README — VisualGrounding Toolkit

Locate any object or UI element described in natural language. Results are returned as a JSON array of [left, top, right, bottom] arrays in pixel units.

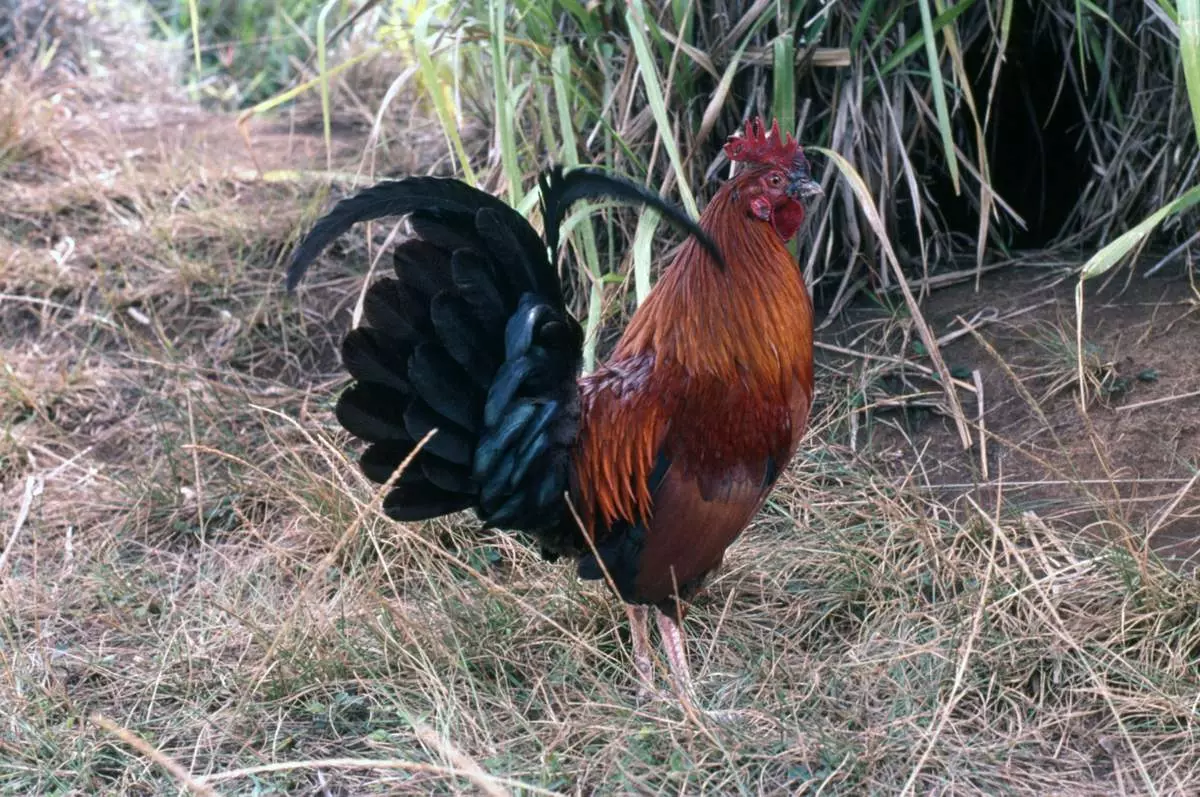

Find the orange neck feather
[[612, 181, 813, 386], [575, 180, 815, 531]]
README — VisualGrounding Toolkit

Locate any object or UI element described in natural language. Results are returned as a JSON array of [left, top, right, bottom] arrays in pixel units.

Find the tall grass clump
[[243, 2, 1198, 338]]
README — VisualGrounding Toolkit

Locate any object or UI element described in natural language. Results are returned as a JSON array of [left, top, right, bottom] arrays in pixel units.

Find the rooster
[[287, 118, 821, 701]]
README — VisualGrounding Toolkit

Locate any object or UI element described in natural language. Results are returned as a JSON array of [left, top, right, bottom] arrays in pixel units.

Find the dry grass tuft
[[0, 69, 59, 179]]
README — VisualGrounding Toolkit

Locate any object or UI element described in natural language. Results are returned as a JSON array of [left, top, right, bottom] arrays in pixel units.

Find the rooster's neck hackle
[[614, 179, 813, 385], [575, 175, 816, 534]]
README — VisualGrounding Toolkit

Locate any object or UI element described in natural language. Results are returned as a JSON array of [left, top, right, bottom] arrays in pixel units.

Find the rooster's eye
[[767, 174, 783, 187]]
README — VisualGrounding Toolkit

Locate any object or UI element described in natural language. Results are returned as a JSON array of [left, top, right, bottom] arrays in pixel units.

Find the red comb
[[723, 117, 800, 170]]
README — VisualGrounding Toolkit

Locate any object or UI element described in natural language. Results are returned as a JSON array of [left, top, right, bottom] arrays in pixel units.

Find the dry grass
[[0, 68, 59, 179], [1, 76, 1198, 797]]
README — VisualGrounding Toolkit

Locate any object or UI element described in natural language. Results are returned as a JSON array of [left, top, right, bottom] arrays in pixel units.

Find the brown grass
[[2, 66, 1199, 797], [0, 68, 58, 179]]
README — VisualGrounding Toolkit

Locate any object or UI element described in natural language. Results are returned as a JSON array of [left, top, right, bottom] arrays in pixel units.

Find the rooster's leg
[[625, 604, 654, 699], [654, 608, 696, 702]]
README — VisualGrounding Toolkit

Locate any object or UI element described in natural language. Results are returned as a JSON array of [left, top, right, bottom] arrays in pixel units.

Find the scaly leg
[[654, 607, 697, 704], [656, 608, 742, 725], [625, 603, 654, 700]]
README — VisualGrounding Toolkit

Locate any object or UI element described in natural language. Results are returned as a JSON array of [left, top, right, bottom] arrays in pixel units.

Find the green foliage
[[1182, 0, 1200, 147], [144, 0, 336, 106], [192, 0, 1200, 331]]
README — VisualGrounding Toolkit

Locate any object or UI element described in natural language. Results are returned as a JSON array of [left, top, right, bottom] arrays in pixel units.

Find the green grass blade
[[696, 15, 770, 145], [489, 0, 521, 206], [186, 0, 202, 76], [316, 0, 339, 171], [413, 5, 476, 184], [237, 47, 383, 125], [850, 0, 879, 52], [1080, 184, 1200, 280], [917, 0, 960, 195], [515, 186, 541, 217], [550, 46, 583, 164], [983, 0, 1014, 130], [772, 16, 796, 139], [631, 210, 659, 305], [670, 0, 695, 102], [556, 0, 604, 37], [533, 63, 558, 156], [1155, 0, 1180, 25], [1079, 0, 1135, 44], [1070, 181, 1200, 418], [774, 9, 797, 257], [1180, 0, 1200, 147], [1074, 0, 1088, 84], [698, 57, 744, 140], [878, 0, 974, 77], [551, 45, 604, 371], [625, 0, 699, 218], [929, 1, 992, 276]]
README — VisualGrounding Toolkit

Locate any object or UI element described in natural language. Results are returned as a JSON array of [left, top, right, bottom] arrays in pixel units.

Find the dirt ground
[[59, 102, 361, 175], [835, 266, 1200, 562]]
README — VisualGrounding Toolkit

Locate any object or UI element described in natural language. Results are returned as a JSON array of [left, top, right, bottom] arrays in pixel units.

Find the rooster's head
[[723, 117, 821, 242]]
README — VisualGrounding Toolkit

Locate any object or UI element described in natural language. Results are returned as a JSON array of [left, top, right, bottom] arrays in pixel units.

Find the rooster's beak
[[789, 174, 823, 202]]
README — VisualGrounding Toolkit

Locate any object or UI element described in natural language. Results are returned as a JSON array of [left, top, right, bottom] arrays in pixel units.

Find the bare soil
[[63, 102, 357, 169], [836, 266, 1200, 563]]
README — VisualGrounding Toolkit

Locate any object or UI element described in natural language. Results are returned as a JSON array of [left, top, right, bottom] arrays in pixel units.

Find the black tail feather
[[360, 443, 424, 484], [407, 343, 479, 432], [286, 177, 554, 296], [361, 280, 423, 342], [392, 240, 452, 289], [340, 329, 413, 395], [538, 166, 725, 269], [407, 212, 488, 267], [419, 458, 475, 494], [290, 165, 714, 557], [401, 400, 475, 466], [449, 253, 509, 329], [429, 294, 501, 388], [382, 484, 474, 522], [335, 383, 411, 442]]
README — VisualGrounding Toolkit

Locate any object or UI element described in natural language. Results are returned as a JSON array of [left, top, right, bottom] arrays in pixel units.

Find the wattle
[[772, 199, 806, 242]]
